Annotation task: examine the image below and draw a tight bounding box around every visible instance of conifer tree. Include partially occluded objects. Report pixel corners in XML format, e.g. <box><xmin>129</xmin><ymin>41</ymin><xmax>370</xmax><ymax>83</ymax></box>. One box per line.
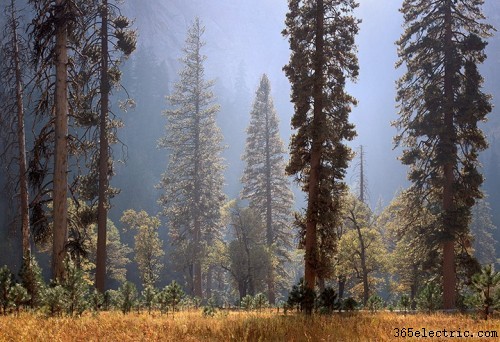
<box><xmin>0</xmin><ymin>0</ymin><xmax>30</xmax><ymax>259</ymax></box>
<box><xmin>395</xmin><ymin>0</ymin><xmax>493</xmax><ymax>309</ymax></box>
<box><xmin>282</xmin><ymin>0</ymin><xmax>359</xmax><ymax>293</ymax></box>
<box><xmin>158</xmin><ymin>18</ymin><xmax>225</xmax><ymax>299</ymax></box>
<box><xmin>241</xmin><ymin>74</ymin><xmax>294</xmax><ymax>304</ymax></box>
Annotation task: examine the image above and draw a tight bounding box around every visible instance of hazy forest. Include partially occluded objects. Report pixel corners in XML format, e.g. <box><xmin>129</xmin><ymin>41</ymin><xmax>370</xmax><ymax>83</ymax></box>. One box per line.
<box><xmin>0</xmin><ymin>0</ymin><xmax>500</xmax><ymax>340</ymax></box>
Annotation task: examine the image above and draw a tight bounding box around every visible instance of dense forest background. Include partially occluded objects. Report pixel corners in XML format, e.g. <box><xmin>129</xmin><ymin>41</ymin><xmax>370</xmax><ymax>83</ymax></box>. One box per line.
<box><xmin>0</xmin><ymin>0</ymin><xmax>499</xmax><ymax>304</ymax></box>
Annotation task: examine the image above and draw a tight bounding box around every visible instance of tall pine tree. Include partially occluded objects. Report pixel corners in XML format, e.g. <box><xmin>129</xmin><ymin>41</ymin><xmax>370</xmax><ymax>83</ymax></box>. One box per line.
<box><xmin>158</xmin><ymin>18</ymin><xmax>226</xmax><ymax>299</ymax></box>
<box><xmin>395</xmin><ymin>0</ymin><xmax>493</xmax><ymax>309</ymax></box>
<box><xmin>241</xmin><ymin>74</ymin><xmax>294</xmax><ymax>304</ymax></box>
<box><xmin>283</xmin><ymin>0</ymin><xmax>359</xmax><ymax>293</ymax></box>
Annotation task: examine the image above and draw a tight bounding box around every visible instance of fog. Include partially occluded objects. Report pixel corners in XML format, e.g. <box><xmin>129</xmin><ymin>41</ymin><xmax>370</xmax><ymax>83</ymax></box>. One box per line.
<box><xmin>1</xmin><ymin>0</ymin><xmax>499</xmax><ymax>283</ymax></box>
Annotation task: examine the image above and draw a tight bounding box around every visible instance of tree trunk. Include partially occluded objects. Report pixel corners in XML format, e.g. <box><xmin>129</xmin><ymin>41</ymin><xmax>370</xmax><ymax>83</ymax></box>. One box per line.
<box><xmin>355</xmin><ymin>223</ymin><xmax>369</xmax><ymax>305</ymax></box>
<box><xmin>52</xmin><ymin>0</ymin><xmax>69</xmax><ymax>281</ymax></box>
<box><xmin>96</xmin><ymin>0</ymin><xmax>110</xmax><ymax>293</ymax></box>
<box><xmin>10</xmin><ymin>0</ymin><xmax>30</xmax><ymax>259</ymax></box>
<box><xmin>338</xmin><ymin>275</ymin><xmax>345</xmax><ymax>300</ymax></box>
<box><xmin>304</xmin><ymin>0</ymin><xmax>325</xmax><ymax>293</ymax></box>
<box><xmin>442</xmin><ymin>0</ymin><xmax>456</xmax><ymax>310</ymax></box>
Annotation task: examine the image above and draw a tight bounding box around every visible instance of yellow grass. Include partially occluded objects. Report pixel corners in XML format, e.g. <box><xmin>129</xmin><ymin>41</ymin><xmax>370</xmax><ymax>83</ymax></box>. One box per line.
<box><xmin>0</xmin><ymin>310</ymin><xmax>499</xmax><ymax>341</ymax></box>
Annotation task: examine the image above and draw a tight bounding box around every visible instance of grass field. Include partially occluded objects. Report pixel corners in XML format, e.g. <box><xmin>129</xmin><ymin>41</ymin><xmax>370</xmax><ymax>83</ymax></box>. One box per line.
<box><xmin>0</xmin><ymin>310</ymin><xmax>499</xmax><ymax>341</ymax></box>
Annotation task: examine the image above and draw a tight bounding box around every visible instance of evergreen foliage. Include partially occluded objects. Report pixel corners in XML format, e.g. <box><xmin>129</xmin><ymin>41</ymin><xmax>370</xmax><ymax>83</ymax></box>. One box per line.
<box><xmin>141</xmin><ymin>285</ymin><xmax>157</xmax><ymax>314</ymax></box>
<box><xmin>282</xmin><ymin>0</ymin><xmax>360</xmax><ymax>293</ymax></box>
<box><xmin>471</xmin><ymin>264</ymin><xmax>500</xmax><ymax>320</ymax></box>
<box><xmin>395</xmin><ymin>0</ymin><xmax>493</xmax><ymax>309</ymax></box>
<box><xmin>416</xmin><ymin>283</ymin><xmax>442</xmax><ymax>313</ymax></box>
<box><xmin>241</xmin><ymin>74</ymin><xmax>294</xmax><ymax>304</ymax></box>
<box><xmin>117</xmin><ymin>281</ymin><xmax>138</xmax><ymax>314</ymax></box>
<box><xmin>158</xmin><ymin>17</ymin><xmax>225</xmax><ymax>299</ymax></box>
<box><xmin>317</xmin><ymin>287</ymin><xmax>339</xmax><ymax>314</ymax></box>
<box><xmin>0</xmin><ymin>265</ymin><xmax>13</xmax><ymax>314</ymax></box>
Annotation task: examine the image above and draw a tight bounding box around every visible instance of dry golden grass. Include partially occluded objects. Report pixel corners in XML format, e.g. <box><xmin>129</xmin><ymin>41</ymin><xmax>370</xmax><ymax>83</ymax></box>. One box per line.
<box><xmin>0</xmin><ymin>310</ymin><xmax>499</xmax><ymax>341</ymax></box>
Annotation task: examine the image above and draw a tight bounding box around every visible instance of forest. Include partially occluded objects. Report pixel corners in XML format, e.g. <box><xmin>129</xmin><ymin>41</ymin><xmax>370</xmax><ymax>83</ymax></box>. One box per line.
<box><xmin>0</xmin><ymin>0</ymin><xmax>499</xmax><ymax>340</ymax></box>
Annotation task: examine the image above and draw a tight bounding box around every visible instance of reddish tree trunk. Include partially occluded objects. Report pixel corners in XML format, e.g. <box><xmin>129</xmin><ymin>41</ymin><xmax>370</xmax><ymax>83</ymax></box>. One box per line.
<box><xmin>52</xmin><ymin>0</ymin><xmax>69</xmax><ymax>281</ymax></box>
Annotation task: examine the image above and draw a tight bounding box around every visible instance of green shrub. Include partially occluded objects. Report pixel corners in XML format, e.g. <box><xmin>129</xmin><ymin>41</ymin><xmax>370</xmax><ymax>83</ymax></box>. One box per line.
<box><xmin>367</xmin><ymin>294</ymin><xmax>383</xmax><ymax>313</ymax></box>
<box><xmin>9</xmin><ymin>283</ymin><xmax>30</xmax><ymax>315</ymax></box>
<box><xmin>416</xmin><ymin>282</ymin><xmax>442</xmax><ymax>313</ymax></box>
<box><xmin>318</xmin><ymin>287</ymin><xmax>339</xmax><ymax>314</ymax></box>
<box><xmin>0</xmin><ymin>266</ymin><xmax>13</xmax><ymax>314</ymax></box>
<box><xmin>141</xmin><ymin>285</ymin><xmax>157</xmax><ymax>314</ymax></box>
<box><xmin>117</xmin><ymin>281</ymin><xmax>138</xmax><ymax>314</ymax></box>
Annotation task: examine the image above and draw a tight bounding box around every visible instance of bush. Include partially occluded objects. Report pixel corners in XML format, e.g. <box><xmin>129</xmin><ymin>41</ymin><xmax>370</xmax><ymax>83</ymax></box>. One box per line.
<box><xmin>117</xmin><ymin>281</ymin><xmax>138</xmax><ymax>314</ymax></box>
<box><xmin>9</xmin><ymin>283</ymin><xmax>30</xmax><ymax>315</ymax></box>
<box><xmin>0</xmin><ymin>265</ymin><xmax>13</xmax><ymax>314</ymax></box>
<box><xmin>19</xmin><ymin>256</ymin><xmax>45</xmax><ymax>309</ymax></box>
<box><xmin>44</xmin><ymin>283</ymin><xmax>68</xmax><ymax>317</ymax></box>
<box><xmin>286</xmin><ymin>278</ymin><xmax>316</xmax><ymax>314</ymax></box>
<box><xmin>240</xmin><ymin>295</ymin><xmax>253</xmax><ymax>311</ymax></box>
<box><xmin>471</xmin><ymin>264</ymin><xmax>500</xmax><ymax>320</ymax></box>
<box><xmin>398</xmin><ymin>294</ymin><xmax>411</xmax><ymax>314</ymax></box>
<box><xmin>202</xmin><ymin>297</ymin><xmax>217</xmax><ymax>317</ymax></box>
<box><xmin>342</xmin><ymin>297</ymin><xmax>358</xmax><ymax>312</ymax></box>
<box><xmin>416</xmin><ymin>282</ymin><xmax>442</xmax><ymax>313</ymax></box>
<box><xmin>61</xmin><ymin>258</ymin><xmax>89</xmax><ymax>316</ymax></box>
<box><xmin>164</xmin><ymin>280</ymin><xmax>184</xmax><ymax>313</ymax></box>
<box><xmin>317</xmin><ymin>287</ymin><xmax>339</xmax><ymax>314</ymax></box>
<box><xmin>367</xmin><ymin>294</ymin><xmax>383</xmax><ymax>313</ymax></box>
<box><xmin>141</xmin><ymin>285</ymin><xmax>157</xmax><ymax>314</ymax></box>
<box><xmin>253</xmin><ymin>293</ymin><xmax>268</xmax><ymax>312</ymax></box>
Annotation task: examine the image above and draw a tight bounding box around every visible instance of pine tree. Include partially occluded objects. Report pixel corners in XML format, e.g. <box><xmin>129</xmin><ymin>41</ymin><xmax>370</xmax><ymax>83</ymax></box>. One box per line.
<box><xmin>158</xmin><ymin>18</ymin><xmax>226</xmax><ymax>299</ymax></box>
<box><xmin>0</xmin><ymin>0</ymin><xmax>30</xmax><ymax>260</ymax></box>
<box><xmin>395</xmin><ymin>0</ymin><xmax>493</xmax><ymax>309</ymax></box>
<box><xmin>241</xmin><ymin>74</ymin><xmax>294</xmax><ymax>304</ymax></box>
<box><xmin>282</xmin><ymin>0</ymin><xmax>359</xmax><ymax>293</ymax></box>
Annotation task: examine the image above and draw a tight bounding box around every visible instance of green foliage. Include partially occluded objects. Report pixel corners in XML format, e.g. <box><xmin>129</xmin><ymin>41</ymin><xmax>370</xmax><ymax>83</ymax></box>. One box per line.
<box><xmin>342</xmin><ymin>297</ymin><xmax>358</xmax><ymax>312</ymax></box>
<box><xmin>283</xmin><ymin>0</ymin><xmax>359</xmax><ymax>284</ymax></box>
<box><xmin>0</xmin><ymin>265</ymin><xmax>13</xmax><ymax>314</ymax></box>
<box><xmin>121</xmin><ymin>210</ymin><xmax>164</xmax><ymax>287</ymax></box>
<box><xmin>117</xmin><ymin>281</ymin><xmax>138</xmax><ymax>314</ymax></box>
<box><xmin>164</xmin><ymin>281</ymin><xmax>184</xmax><ymax>313</ymax></box>
<box><xmin>19</xmin><ymin>256</ymin><xmax>45</xmax><ymax>309</ymax></box>
<box><xmin>241</xmin><ymin>74</ymin><xmax>294</xmax><ymax>303</ymax></box>
<box><xmin>43</xmin><ymin>283</ymin><xmax>67</xmax><ymax>317</ymax></box>
<box><xmin>417</xmin><ymin>283</ymin><xmax>442</xmax><ymax>313</ymax></box>
<box><xmin>253</xmin><ymin>293</ymin><xmax>268</xmax><ymax>312</ymax></box>
<box><xmin>399</xmin><ymin>294</ymin><xmax>411</xmax><ymax>314</ymax></box>
<box><xmin>286</xmin><ymin>278</ymin><xmax>316</xmax><ymax>314</ymax></box>
<box><xmin>367</xmin><ymin>294</ymin><xmax>383</xmax><ymax>313</ymax></box>
<box><xmin>90</xmin><ymin>288</ymin><xmax>104</xmax><ymax>312</ymax></box>
<box><xmin>240</xmin><ymin>295</ymin><xmax>253</xmax><ymax>311</ymax></box>
<box><xmin>8</xmin><ymin>284</ymin><xmax>30</xmax><ymax>314</ymax></box>
<box><xmin>317</xmin><ymin>287</ymin><xmax>339</xmax><ymax>314</ymax></box>
<box><xmin>224</xmin><ymin>204</ymin><xmax>271</xmax><ymax>300</ymax></box>
<box><xmin>141</xmin><ymin>285</ymin><xmax>157</xmax><ymax>314</ymax></box>
<box><xmin>471</xmin><ymin>265</ymin><xmax>500</xmax><ymax>320</ymax></box>
<box><xmin>61</xmin><ymin>258</ymin><xmax>89</xmax><ymax>316</ymax></box>
<box><xmin>202</xmin><ymin>297</ymin><xmax>217</xmax><ymax>317</ymax></box>
<box><xmin>158</xmin><ymin>17</ymin><xmax>226</xmax><ymax>298</ymax></box>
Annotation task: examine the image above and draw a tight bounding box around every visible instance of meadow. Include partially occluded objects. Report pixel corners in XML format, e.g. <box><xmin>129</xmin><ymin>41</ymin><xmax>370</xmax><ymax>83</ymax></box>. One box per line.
<box><xmin>0</xmin><ymin>310</ymin><xmax>499</xmax><ymax>341</ymax></box>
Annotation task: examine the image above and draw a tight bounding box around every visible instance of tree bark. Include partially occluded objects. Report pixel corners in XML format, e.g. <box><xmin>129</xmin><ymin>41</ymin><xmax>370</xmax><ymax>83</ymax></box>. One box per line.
<box><xmin>304</xmin><ymin>0</ymin><xmax>325</xmax><ymax>293</ymax></box>
<box><xmin>10</xmin><ymin>0</ymin><xmax>30</xmax><ymax>259</ymax></box>
<box><xmin>96</xmin><ymin>0</ymin><xmax>110</xmax><ymax>293</ymax></box>
<box><xmin>52</xmin><ymin>0</ymin><xmax>69</xmax><ymax>281</ymax></box>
